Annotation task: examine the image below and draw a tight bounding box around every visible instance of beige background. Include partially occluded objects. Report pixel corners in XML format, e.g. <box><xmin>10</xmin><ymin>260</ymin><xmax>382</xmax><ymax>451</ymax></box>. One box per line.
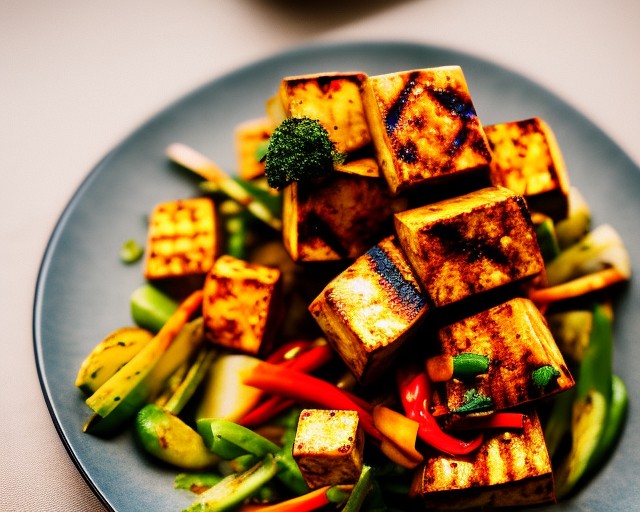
<box><xmin>2</xmin><ymin>1</ymin><xmax>638</xmax><ymax>510</ymax></box>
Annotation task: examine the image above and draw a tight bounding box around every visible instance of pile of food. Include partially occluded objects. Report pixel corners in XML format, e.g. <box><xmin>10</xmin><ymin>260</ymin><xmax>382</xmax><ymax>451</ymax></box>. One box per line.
<box><xmin>75</xmin><ymin>65</ymin><xmax>631</xmax><ymax>511</ymax></box>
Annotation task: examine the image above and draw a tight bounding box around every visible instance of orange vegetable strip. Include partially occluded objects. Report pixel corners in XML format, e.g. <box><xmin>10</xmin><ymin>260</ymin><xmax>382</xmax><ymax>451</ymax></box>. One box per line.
<box><xmin>379</xmin><ymin>439</ymin><xmax>422</xmax><ymax>469</ymax></box>
<box><xmin>529</xmin><ymin>268</ymin><xmax>627</xmax><ymax>305</ymax></box>
<box><xmin>238</xmin><ymin>486</ymin><xmax>332</xmax><ymax>512</ymax></box>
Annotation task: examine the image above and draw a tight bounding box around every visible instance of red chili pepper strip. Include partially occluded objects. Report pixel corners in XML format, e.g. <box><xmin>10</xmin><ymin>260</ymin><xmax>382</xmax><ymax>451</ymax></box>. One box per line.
<box><xmin>453</xmin><ymin>412</ymin><xmax>525</xmax><ymax>431</ymax></box>
<box><xmin>284</xmin><ymin>342</ymin><xmax>333</xmax><ymax>373</ymax></box>
<box><xmin>243</xmin><ymin>362</ymin><xmax>382</xmax><ymax>441</ymax></box>
<box><xmin>397</xmin><ymin>369</ymin><xmax>483</xmax><ymax>456</ymax></box>
<box><xmin>239</xmin><ymin>396</ymin><xmax>296</xmax><ymax>427</ymax></box>
<box><xmin>267</xmin><ymin>340</ymin><xmax>312</xmax><ymax>364</ymax></box>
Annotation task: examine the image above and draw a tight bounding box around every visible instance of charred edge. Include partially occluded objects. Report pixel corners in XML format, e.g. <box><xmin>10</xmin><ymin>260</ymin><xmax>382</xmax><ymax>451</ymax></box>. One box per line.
<box><xmin>286</xmin><ymin>74</ymin><xmax>365</xmax><ymax>94</ymax></box>
<box><xmin>385</xmin><ymin>71</ymin><xmax>421</xmax><ymax>135</ymax></box>
<box><xmin>299</xmin><ymin>210</ymin><xmax>350</xmax><ymax>258</ymax></box>
<box><xmin>366</xmin><ymin>244</ymin><xmax>426</xmax><ymax>315</ymax></box>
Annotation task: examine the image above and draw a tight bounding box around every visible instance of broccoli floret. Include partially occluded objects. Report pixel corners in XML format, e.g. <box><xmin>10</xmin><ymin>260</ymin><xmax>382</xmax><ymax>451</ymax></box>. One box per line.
<box><xmin>264</xmin><ymin>117</ymin><xmax>345</xmax><ymax>190</ymax></box>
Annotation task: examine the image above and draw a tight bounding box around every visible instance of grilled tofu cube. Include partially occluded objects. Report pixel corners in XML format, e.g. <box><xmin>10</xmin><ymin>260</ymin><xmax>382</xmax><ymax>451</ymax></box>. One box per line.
<box><xmin>144</xmin><ymin>197</ymin><xmax>217</xmax><ymax>281</ymax></box>
<box><xmin>394</xmin><ymin>186</ymin><xmax>544</xmax><ymax>307</ymax></box>
<box><xmin>234</xmin><ymin>117</ymin><xmax>272</xmax><ymax>181</ymax></box>
<box><xmin>293</xmin><ymin>409</ymin><xmax>365</xmax><ymax>489</ymax></box>
<box><xmin>485</xmin><ymin>117</ymin><xmax>570</xmax><ymax>221</ymax></box>
<box><xmin>283</xmin><ymin>173</ymin><xmax>401</xmax><ymax>262</ymax></box>
<box><xmin>202</xmin><ymin>255</ymin><xmax>282</xmax><ymax>355</ymax></box>
<box><xmin>439</xmin><ymin>297</ymin><xmax>574</xmax><ymax>414</ymax></box>
<box><xmin>411</xmin><ymin>411</ymin><xmax>555</xmax><ymax>509</ymax></box>
<box><xmin>309</xmin><ymin>236</ymin><xmax>428</xmax><ymax>383</ymax></box>
<box><xmin>362</xmin><ymin>66</ymin><xmax>492</xmax><ymax>195</ymax></box>
<box><xmin>279</xmin><ymin>72</ymin><xmax>371</xmax><ymax>155</ymax></box>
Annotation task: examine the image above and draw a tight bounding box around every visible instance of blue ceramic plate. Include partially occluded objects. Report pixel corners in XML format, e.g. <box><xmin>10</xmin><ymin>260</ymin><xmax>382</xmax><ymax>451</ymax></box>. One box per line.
<box><xmin>34</xmin><ymin>41</ymin><xmax>640</xmax><ymax>511</ymax></box>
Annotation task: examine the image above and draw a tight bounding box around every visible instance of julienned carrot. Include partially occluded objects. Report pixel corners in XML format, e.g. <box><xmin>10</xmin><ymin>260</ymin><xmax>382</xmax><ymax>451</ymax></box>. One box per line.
<box><xmin>238</xmin><ymin>485</ymin><xmax>333</xmax><ymax>512</ymax></box>
<box><xmin>242</xmin><ymin>362</ymin><xmax>382</xmax><ymax>441</ymax></box>
<box><xmin>529</xmin><ymin>268</ymin><xmax>627</xmax><ymax>305</ymax></box>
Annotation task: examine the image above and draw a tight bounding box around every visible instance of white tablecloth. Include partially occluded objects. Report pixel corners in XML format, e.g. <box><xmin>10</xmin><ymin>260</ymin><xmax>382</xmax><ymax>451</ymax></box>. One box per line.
<box><xmin>2</xmin><ymin>1</ymin><xmax>638</xmax><ymax>510</ymax></box>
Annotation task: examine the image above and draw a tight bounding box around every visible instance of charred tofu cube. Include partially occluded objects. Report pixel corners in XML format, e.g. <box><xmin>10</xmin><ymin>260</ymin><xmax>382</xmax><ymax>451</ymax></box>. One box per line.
<box><xmin>394</xmin><ymin>186</ymin><xmax>544</xmax><ymax>307</ymax></box>
<box><xmin>439</xmin><ymin>297</ymin><xmax>574</xmax><ymax>414</ymax></box>
<box><xmin>411</xmin><ymin>411</ymin><xmax>555</xmax><ymax>509</ymax></box>
<box><xmin>234</xmin><ymin>117</ymin><xmax>272</xmax><ymax>181</ymax></box>
<box><xmin>202</xmin><ymin>255</ymin><xmax>282</xmax><ymax>355</ymax></box>
<box><xmin>279</xmin><ymin>72</ymin><xmax>371</xmax><ymax>155</ymax></box>
<box><xmin>362</xmin><ymin>66</ymin><xmax>492</xmax><ymax>195</ymax></box>
<box><xmin>144</xmin><ymin>197</ymin><xmax>217</xmax><ymax>281</ymax></box>
<box><xmin>309</xmin><ymin>236</ymin><xmax>428</xmax><ymax>383</ymax></box>
<box><xmin>485</xmin><ymin>118</ymin><xmax>570</xmax><ymax>221</ymax></box>
<box><xmin>283</xmin><ymin>173</ymin><xmax>401</xmax><ymax>262</ymax></box>
<box><xmin>293</xmin><ymin>409</ymin><xmax>365</xmax><ymax>489</ymax></box>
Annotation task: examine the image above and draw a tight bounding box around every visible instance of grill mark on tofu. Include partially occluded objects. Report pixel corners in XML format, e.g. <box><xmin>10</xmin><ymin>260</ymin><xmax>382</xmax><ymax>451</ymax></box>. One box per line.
<box><xmin>384</xmin><ymin>70</ymin><xmax>420</xmax><ymax>135</ymax></box>
<box><xmin>366</xmin><ymin>244</ymin><xmax>426</xmax><ymax>316</ymax></box>
<box><xmin>423</xmin><ymin>221</ymin><xmax>511</xmax><ymax>268</ymax></box>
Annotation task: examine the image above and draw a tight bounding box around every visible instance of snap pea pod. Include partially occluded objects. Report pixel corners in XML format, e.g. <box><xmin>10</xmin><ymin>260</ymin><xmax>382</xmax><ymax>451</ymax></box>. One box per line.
<box><xmin>136</xmin><ymin>404</ymin><xmax>220</xmax><ymax>470</ymax></box>
<box><xmin>130</xmin><ymin>283</ymin><xmax>179</xmax><ymax>333</ymax></box>
<box><xmin>554</xmin><ymin>303</ymin><xmax>619</xmax><ymax>498</ymax></box>
<box><xmin>184</xmin><ymin>454</ymin><xmax>279</xmax><ymax>512</ymax></box>
<box><xmin>197</xmin><ymin>418</ymin><xmax>280</xmax><ymax>459</ymax></box>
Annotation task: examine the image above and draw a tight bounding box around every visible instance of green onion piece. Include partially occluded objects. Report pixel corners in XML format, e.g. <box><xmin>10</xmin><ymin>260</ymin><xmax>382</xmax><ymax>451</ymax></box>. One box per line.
<box><xmin>119</xmin><ymin>239</ymin><xmax>144</xmax><ymax>264</ymax></box>
<box><xmin>453</xmin><ymin>353</ymin><xmax>489</xmax><ymax>381</ymax></box>
<box><xmin>454</xmin><ymin>389</ymin><xmax>494</xmax><ymax>414</ymax></box>
<box><xmin>532</xmin><ymin>365</ymin><xmax>561</xmax><ymax>390</ymax></box>
<box><xmin>326</xmin><ymin>485</ymin><xmax>351</xmax><ymax>505</ymax></box>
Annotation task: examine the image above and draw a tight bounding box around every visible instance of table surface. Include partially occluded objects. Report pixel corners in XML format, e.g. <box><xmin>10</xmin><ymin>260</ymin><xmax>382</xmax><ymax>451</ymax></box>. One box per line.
<box><xmin>2</xmin><ymin>1</ymin><xmax>639</xmax><ymax>510</ymax></box>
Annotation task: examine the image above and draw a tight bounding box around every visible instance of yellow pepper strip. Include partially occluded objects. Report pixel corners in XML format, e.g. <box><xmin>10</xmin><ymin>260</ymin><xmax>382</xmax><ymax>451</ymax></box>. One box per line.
<box><xmin>372</xmin><ymin>405</ymin><xmax>423</xmax><ymax>468</ymax></box>
<box><xmin>529</xmin><ymin>267</ymin><xmax>627</xmax><ymax>305</ymax></box>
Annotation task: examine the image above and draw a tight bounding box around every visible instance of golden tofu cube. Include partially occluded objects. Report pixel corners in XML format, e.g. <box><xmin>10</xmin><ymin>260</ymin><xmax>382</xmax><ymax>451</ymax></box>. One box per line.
<box><xmin>293</xmin><ymin>409</ymin><xmax>365</xmax><ymax>489</ymax></box>
<box><xmin>283</xmin><ymin>173</ymin><xmax>401</xmax><ymax>262</ymax></box>
<box><xmin>363</xmin><ymin>66</ymin><xmax>492</xmax><ymax>195</ymax></box>
<box><xmin>234</xmin><ymin>117</ymin><xmax>272</xmax><ymax>181</ymax></box>
<box><xmin>309</xmin><ymin>236</ymin><xmax>428</xmax><ymax>384</ymax></box>
<box><xmin>394</xmin><ymin>186</ymin><xmax>544</xmax><ymax>307</ymax></box>
<box><xmin>144</xmin><ymin>197</ymin><xmax>217</xmax><ymax>280</ymax></box>
<box><xmin>279</xmin><ymin>72</ymin><xmax>371</xmax><ymax>154</ymax></box>
<box><xmin>202</xmin><ymin>255</ymin><xmax>282</xmax><ymax>355</ymax></box>
<box><xmin>485</xmin><ymin>117</ymin><xmax>570</xmax><ymax>220</ymax></box>
<box><xmin>411</xmin><ymin>411</ymin><xmax>555</xmax><ymax>509</ymax></box>
<box><xmin>438</xmin><ymin>297</ymin><xmax>574</xmax><ymax>414</ymax></box>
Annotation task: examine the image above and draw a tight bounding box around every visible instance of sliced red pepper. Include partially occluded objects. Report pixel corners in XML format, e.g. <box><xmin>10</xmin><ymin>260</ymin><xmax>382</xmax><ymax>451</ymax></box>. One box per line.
<box><xmin>239</xmin><ymin>396</ymin><xmax>296</xmax><ymax>427</ymax></box>
<box><xmin>450</xmin><ymin>412</ymin><xmax>525</xmax><ymax>431</ymax></box>
<box><xmin>397</xmin><ymin>367</ymin><xmax>483</xmax><ymax>456</ymax></box>
<box><xmin>242</xmin><ymin>362</ymin><xmax>382</xmax><ymax>441</ymax></box>
<box><xmin>267</xmin><ymin>340</ymin><xmax>313</xmax><ymax>364</ymax></box>
<box><xmin>284</xmin><ymin>342</ymin><xmax>333</xmax><ymax>373</ymax></box>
